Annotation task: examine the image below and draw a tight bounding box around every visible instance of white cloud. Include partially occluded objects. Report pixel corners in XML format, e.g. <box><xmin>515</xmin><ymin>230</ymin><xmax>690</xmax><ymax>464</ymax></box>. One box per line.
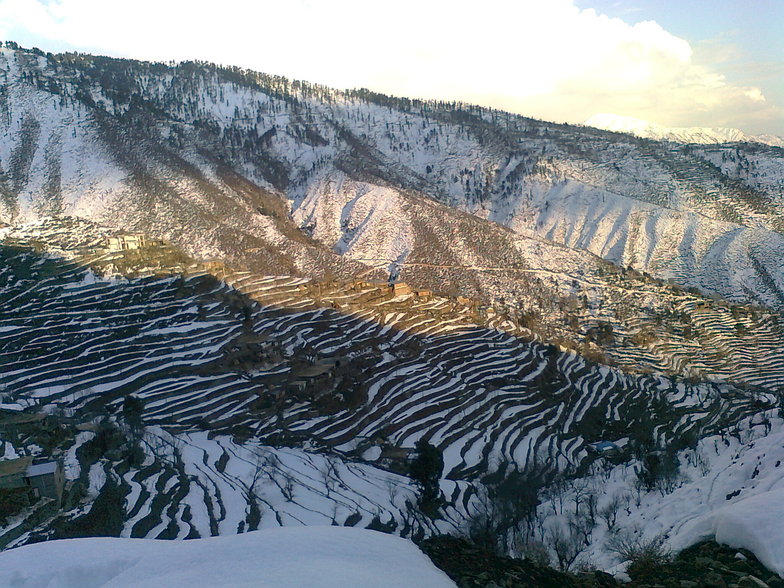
<box><xmin>0</xmin><ymin>0</ymin><xmax>780</xmax><ymax>134</ymax></box>
<box><xmin>744</xmin><ymin>88</ymin><xmax>765</xmax><ymax>102</ymax></box>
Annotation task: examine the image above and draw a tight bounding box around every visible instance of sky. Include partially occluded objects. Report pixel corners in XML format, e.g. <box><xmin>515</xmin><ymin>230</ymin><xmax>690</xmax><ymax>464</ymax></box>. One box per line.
<box><xmin>0</xmin><ymin>0</ymin><xmax>781</xmax><ymax>135</ymax></box>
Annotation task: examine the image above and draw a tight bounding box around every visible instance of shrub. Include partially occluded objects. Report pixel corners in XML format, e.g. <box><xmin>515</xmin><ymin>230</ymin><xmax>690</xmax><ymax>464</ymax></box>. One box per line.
<box><xmin>0</xmin><ymin>488</ymin><xmax>33</xmax><ymax>521</ymax></box>
<box><xmin>635</xmin><ymin>450</ymin><xmax>681</xmax><ymax>494</ymax></box>
<box><xmin>607</xmin><ymin>530</ymin><xmax>671</xmax><ymax>581</ymax></box>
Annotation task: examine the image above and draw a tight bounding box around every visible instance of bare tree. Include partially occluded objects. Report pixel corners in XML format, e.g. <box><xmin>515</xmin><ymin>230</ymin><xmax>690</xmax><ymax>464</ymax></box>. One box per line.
<box><xmin>280</xmin><ymin>472</ymin><xmax>295</xmax><ymax>502</ymax></box>
<box><xmin>463</xmin><ymin>485</ymin><xmax>503</xmax><ymax>554</ymax></box>
<box><xmin>599</xmin><ymin>494</ymin><xmax>622</xmax><ymax>531</ymax></box>
<box><xmin>236</xmin><ymin>450</ymin><xmax>267</xmax><ymax>530</ymax></box>
<box><xmin>386</xmin><ymin>479</ymin><xmax>400</xmax><ymax>507</ymax></box>
<box><xmin>548</xmin><ymin>519</ymin><xmax>586</xmax><ymax>571</ymax></box>
<box><xmin>319</xmin><ymin>455</ymin><xmax>342</xmax><ymax>498</ymax></box>
<box><xmin>142</xmin><ymin>429</ymin><xmax>183</xmax><ymax>467</ymax></box>
<box><xmin>570</xmin><ymin>477</ymin><xmax>591</xmax><ymax>517</ymax></box>
<box><xmin>572</xmin><ymin>511</ymin><xmax>594</xmax><ymax>547</ymax></box>
<box><xmin>545</xmin><ymin>475</ymin><xmax>569</xmax><ymax>516</ymax></box>
<box><xmin>251</xmin><ymin>449</ymin><xmax>296</xmax><ymax>503</ymax></box>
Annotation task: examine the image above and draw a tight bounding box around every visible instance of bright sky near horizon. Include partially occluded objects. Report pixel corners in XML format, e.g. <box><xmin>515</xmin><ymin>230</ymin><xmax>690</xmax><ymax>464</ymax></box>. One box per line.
<box><xmin>0</xmin><ymin>0</ymin><xmax>781</xmax><ymax>134</ymax></box>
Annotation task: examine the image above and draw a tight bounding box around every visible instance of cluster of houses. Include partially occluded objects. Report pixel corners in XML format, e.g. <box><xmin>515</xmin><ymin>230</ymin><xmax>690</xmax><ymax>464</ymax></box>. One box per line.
<box><xmin>105</xmin><ymin>233</ymin><xmax>147</xmax><ymax>252</ymax></box>
<box><xmin>0</xmin><ymin>411</ymin><xmax>66</xmax><ymax>514</ymax></box>
<box><xmin>298</xmin><ymin>280</ymin><xmax>433</xmax><ymax>306</ymax></box>
<box><xmin>588</xmin><ymin>440</ymin><xmax>625</xmax><ymax>460</ymax></box>
<box><xmin>104</xmin><ymin>233</ymin><xmax>164</xmax><ymax>252</ymax></box>
<box><xmin>286</xmin><ymin>356</ymin><xmax>346</xmax><ymax>396</ymax></box>
<box><xmin>221</xmin><ymin>332</ymin><xmax>282</xmax><ymax>368</ymax></box>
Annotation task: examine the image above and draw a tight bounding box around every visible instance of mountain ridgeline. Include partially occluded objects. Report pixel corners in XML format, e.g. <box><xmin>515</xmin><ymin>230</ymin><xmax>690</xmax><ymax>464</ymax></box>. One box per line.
<box><xmin>1</xmin><ymin>44</ymin><xmax>784</xmax><ymax>313</ymax></box>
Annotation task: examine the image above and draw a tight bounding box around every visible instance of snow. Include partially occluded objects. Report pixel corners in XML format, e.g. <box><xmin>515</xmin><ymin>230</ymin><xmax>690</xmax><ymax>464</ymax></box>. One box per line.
<box><xmin>0</xmin><ymin>526</ymin><xmax>455</xmax><ymax>588</ymax></box>
<box><xmin>362</xmin><ymin>445</ymin><xmax>382</xmax><ymax>461</ymax></box>
<box><xmin>293</xmin><ymin>176</ymin><xmax>414</xmax><ymax>275</ymax></box>
<box><xmin>25</xmin><ymin>461</ymin><xmax>57</xmax><ymax>476</ymax></box>
<box><xmin>585</xmin><ymin>113</ymin><xmax>784</xmax><ymax>147</ymax></box>
<box><xmin>3</xmin><ymin>47</ymin><xmax>784</xmax><ymax>579</ymax></box>
<box><xmin>2</xmin><ymin>46</ymin><xmax>784</xmax><ymax>313</ymax></box>
<box><xmin>677</xmin><ymin>489</ymin><xmax>784</xmax><ymax>578</ymax></box>
<box><xmin>2</xmin><ymin>441</ymin><xmax>19</xmax><ymax>459</ymax></box>
<box><xmin>0</xmin><ymin>403</ymin><xmax>24</xmax><ymax>411</ymax></box>
<box><xmin>531</xmin><ymin>411</ymin><xmax>784</xmax><ymax>576</ymax></box>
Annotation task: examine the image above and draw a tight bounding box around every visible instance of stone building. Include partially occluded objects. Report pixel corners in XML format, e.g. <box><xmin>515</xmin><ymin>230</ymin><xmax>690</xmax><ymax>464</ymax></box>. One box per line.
<box><xmin>0</xmin><ymin>457</ymin><xmax>65</xmax><ymax>503</ymax></box>
<box><xmin>106</xmin><ymin>234</ymin><xmax>148</xmax><ymax>251</ymax></box>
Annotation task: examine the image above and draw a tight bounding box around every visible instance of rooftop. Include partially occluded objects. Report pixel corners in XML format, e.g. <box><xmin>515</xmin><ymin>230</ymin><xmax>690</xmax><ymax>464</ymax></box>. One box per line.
<box><xmin>26</xmin><ymin>462</ymin><xmax>58</xmax><ymax>477</ymax></box>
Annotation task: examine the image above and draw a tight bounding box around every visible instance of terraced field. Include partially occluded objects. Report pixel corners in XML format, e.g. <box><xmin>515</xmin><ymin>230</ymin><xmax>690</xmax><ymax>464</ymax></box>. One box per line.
<box><xmin>3</xmin><ymin>222</ymin><xmax>784</xmax><ymax>547</ymax></box>
<box><xmin>29</xmin><ymin>428</ymin><xmax>462</xmax><ymax>545</ymax></box>
<box><xmin>0</xmin><ymin>245</ymin><xmax>775</xmax><ymax>450</ymax></box>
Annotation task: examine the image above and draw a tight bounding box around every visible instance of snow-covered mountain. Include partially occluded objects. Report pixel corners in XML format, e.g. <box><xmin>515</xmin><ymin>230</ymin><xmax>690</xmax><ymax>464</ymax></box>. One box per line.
<box><xmin>1</xmin><ymin>45</ymin><xmax>784</xmax><ymax>312</ymax></box>
<box><xmin>585</xmin><ymin>113</ymin><xmax>784</xmax><ymax>148</ymax></box>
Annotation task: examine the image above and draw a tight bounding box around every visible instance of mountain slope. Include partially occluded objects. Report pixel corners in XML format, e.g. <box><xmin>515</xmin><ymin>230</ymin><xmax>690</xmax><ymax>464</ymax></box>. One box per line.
<box><xmin>1</xmin><ymin>224</ymin><xmax>780</xmax><ymax>553</ymax></box>
<box><xmin>0</xmin><ymin>45</ymin><xmax>783</xmax><ymax>312</ymax></box>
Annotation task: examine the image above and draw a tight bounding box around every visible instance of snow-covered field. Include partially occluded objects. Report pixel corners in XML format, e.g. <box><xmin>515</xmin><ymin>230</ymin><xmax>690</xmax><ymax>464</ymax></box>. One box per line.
<box><xmin>0</xmin><ymin>526</ymin><xmax>455</xmax><ymax>587</ymax></box>
<box><xmin>2</xmin><ymin>225</ymin><xmax>784</xmax><ymax>578</ymax></box>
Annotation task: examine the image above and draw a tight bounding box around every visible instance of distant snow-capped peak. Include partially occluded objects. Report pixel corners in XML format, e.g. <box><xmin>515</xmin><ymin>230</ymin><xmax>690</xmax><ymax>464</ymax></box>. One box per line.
<box><xmin>585</xmin><ymin>113</ymin><xmax>784</xmax><ymax>147</ymax></box>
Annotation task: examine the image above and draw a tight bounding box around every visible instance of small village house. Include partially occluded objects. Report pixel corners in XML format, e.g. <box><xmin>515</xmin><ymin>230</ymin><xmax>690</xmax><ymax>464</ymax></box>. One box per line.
<box><xmin>0</xmin><ymin>457</ymin><xmax>65</xmax><ymax>504</ymax></box>
<box><xmin>389</xmin><ymin>282</ymin><xmax>413</xmax><ymax>297</ymax></box>
<box><xmin>106</xmin><ymin>234</ymin><xmax>148</xmax><ymax>252</ymax></box>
